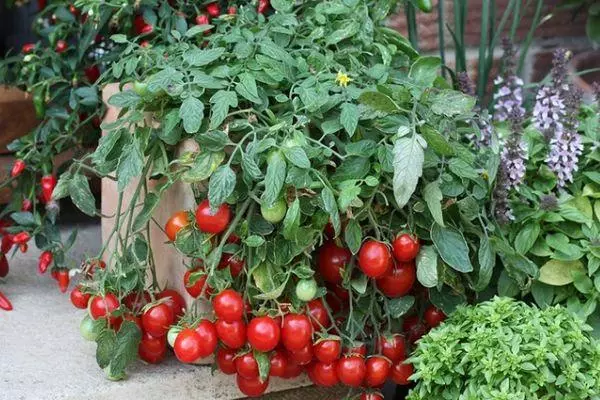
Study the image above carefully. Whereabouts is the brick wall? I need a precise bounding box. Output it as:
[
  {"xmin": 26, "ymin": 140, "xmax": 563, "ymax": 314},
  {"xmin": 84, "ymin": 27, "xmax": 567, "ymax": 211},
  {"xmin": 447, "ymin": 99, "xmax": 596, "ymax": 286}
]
[{"xmin": 388, "ymin": 0, "xmax": 593, "ymax": 86}]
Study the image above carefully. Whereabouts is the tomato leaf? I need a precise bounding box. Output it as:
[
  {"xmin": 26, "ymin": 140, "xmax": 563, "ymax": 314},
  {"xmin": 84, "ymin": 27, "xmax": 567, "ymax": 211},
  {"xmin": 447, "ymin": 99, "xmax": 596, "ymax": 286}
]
[
  {"xmin": 283, "ymin": 147, "xmax": 311, "ymax": 169},
  {"xmin": 358, "ymin": 91, "xmax": 399, "ymax": 114},
  {"xmin": 344, "ymin": 219, "xmax": 362, "ymax": 254},
  {"xmin": 179, "ymin": 96, "xmax": 204, "ymax": 134},
  {"xmin": 430, "ymin": 89, "xmax": 476, "ymax": 117},
  {"xmin": 387, "ymin": 296, "xmax": 415, "ymax": 318},
  {"xmin": 282, "ymin": 198, "xmax": 300, "ymax": 240},
  {"xmin": 209, "ymin": 90, "xmax": 238, "ymax": 129},
  {"xmin": 393, "ymin": 135, "xmax": 424, "ymax": 208},
  {"xmin": 321, "ymin": 186, "xmax": 341, "ymax": 237},
  {"xmin": 261, "ymin": 151, "xmax": 286, "ymax": 207},
  {"xmin": 95, "ymin": 328, "xmax": 116, "ymax": 369},
  {"xmin": 132, "ymin": 192, "xmax": 161, "ymax": 232},
  {"xmin": 117, "ymin": 136, "xmax": 144, "ymax": 192},
  {"xmin": 208, "ymin": 165, "xmax": 236, "ymax": 209},
  {"xmin": 69, "ymin": 173, "xmax": 96, "ymax": 217},
  {"xmin": 423, "ymin": 181, "xmax": 444, "ymax": 227},
  {"xmin": 416, "ymin": 245, "xmax": 438, "ymax": 288},
  {"xmin": 254, "ymin": 350, "xmax": 271, "ymax": 382},
  {"xmin": 431, "ymin": 224, "xmax": 473, "ymax": 273},
  {"xmin": 340, "ymin": 102, "xmax": 359, "ymax": 137}
]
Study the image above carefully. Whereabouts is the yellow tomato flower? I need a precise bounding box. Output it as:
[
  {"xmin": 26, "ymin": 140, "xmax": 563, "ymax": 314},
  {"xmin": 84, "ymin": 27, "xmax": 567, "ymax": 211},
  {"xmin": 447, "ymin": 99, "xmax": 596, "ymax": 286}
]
[{"xmin": 336, "ymin": 71, "xmax": 352, "ymax": 87}]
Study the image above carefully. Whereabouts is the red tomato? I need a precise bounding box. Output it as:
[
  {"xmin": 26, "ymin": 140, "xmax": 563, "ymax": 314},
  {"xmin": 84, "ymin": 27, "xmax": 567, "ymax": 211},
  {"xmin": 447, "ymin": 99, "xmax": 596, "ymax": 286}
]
[
  {"xmin": 287, "ymin": 343, "xmax": 313, "ymax": 366},
  {"xmin": 307, "ymin": 298, "xmax": 331, "ymax": 331},
  {"xmin": 195, "ymin": 200, "xmax": 231, "ymax": 234},
  {"xmin": 206, "ymin": 2, "xmax": 220, "ymax": 17},
  {"xmin": 141, "ymin": 24, "xmax": 153, "ymax": 34},
  {"xmin": 344, "ymin": 342, "xmax": 367, "ymax": 357},
  {"xmin": 157, "ymin": 289, "xmax": 186, "ymax": 319},
  {"xmin": 218, "ymin": 254, "xmax": 245, "ymax": 278},
  {"xmin": 216, "ymin": 347, "xmax": 237, "ymax": 375},
  {"xmin": 317, "ymin": 240, "xmax": 351, "ymax": 284},
  {"xmin": 138, "ymin": 332, "xmax": 167, "ymax": 364},
  {"xmin": 213, "ymin": 289, "xmax": 244, "ymax": 322},
  {"xmin": 308, "ymin": 362, "xmax": 339, "ymax": 387},
  {"xmin": 122, "ymin": 291, "xmax": 151, "ymax": 311},
  {"xmin": 247, "ymin": 316, "xmax": 280, "ymax": 352},
  {"xmin": 227, "ymin": 6, "xmax": 237, "ymax": 15},
  {"xmin": 402, "ymin": 315, "xmax": 427, "ymax": 344},
  {"xmin": 193, "ymin": 320, "xmax": 218, "ymax": 358},
  {"xmin": 70, "ymin": 286, "xmax": 91, "ymax": 309},
  {"xmin": 391, "ymin": 361, "xmax": 414, "ymax": 385},
  {"xmin": 358, "ymin": 240, "xmax": 392, "ymax": 278},
  {"xmin": 22, "ymin": 43, "xmax": 35, "ymax": 54},
  {"xmin": 392, "ymin": 234, "xmax": 420, "ymax": 262},
  {"xmin": 165, "ymin": 211, "xmax": 190, "ymax": 241},
  {"xmin": 195, "ymin": 13, "xmax": 210, "ymax": 25},
  {"xmin": 142, "ymin": 304, "xmax": 174, "ymax": 338},
  {"xmin": 236, "ymin": 374, "xmax": 269, "ymax": 398},
  {"xmin": 377, "ymin": 334, "xmax": 406, "ymax": 363},
  {"xmin": 336, "ymin": 355, "xmax": 366, "ymax": 388},
  {"xmin": 184, "ymin": 268, "xmax": 212, "ymax": 298},
  {"xmin": 424, "ymin": 305, "xmax": 446, "ymax": 328},
  {"xmin": 365, "ymin": 356, "xmax": 391, "ymax": 387},
  {"xmin": 361, "ymin": 393, "xmax": 384, "ymax": 400},
  {"xmin": 282, "ymin": 359, "xmax": 304, "ymax": 379},
  {"xmin": 257, "ymin": 0, "xmax": 269, "ymax": 14},
  {"xmin": 55, "ymin": 40, "xmax": 67, "ymax": 53},
  {"xmin": 376, "ymin": 262, "xmax": 416, "ymax": 298},
  {"xmin": 215, "ymin": 319, "xmax": 246, "ymax": 350},
  {"xmin": 313, "ymin": 339, "xmax": 341, "ymax": 363},
  {"xmin": 89, "ymin": 293, "xmax": 119, "ymax": 323},
  {"xmin": 56, "ymin": 269, "xmax": 70, "ymax": 293},
  {"xmin": 83, "ymin": 65, "xmax": 100, "ymax": 83},
  {"xmin": 174, "ymin": 328, "xmax": 203, "ymax": 363},
  {"xmin": 235, "ymin": 351, "xmax": 259, "ymax": 379},
  {"xmin": 281, "ymin": 313, "xmax": 312, "ymax": 351},
  {"xmin": 269, "ymin": 349, "xmax": 288, "ymax": 377}
]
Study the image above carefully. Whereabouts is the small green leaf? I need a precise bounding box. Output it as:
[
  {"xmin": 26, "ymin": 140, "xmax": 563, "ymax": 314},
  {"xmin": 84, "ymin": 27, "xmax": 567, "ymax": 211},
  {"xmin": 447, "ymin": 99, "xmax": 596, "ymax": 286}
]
[
  {"xmin": 351, "ymin": 274, "xmax": 368, "ymax": 294},
  {"xmin": 117, "ymin": 136, "xmax": 144, "ymax": 192},
  {"xmin": 430, "ymin": 90, "xmax": 476, "ymax": 117},
  {"xmin": 321, "ymin": 186, "xmax": 340, "ymax": 237},
  {"xmin": 108, "ymin": 90, "xmax": 140, "ymax": 108},
  {"xmin": 474, "ymin": 235, "xmax": 495, "ymax": 291},
  {"xmin": 208, "ymin": 166, "xmax": 236, "ymax": 209},
  {"xmin": 262, "ymin": 152, "xmax": 287, "ymax": 207},
  {"xmin": 179, "ymin": 96, "xmax": 204, "ymax": 134},
  {"xmin": 420, "ymin": 125, "xmax": 455, "ymax": 156},
  {"xmin": 431, "ymin": 224, "xmax": 473, "ymax": 273},
  {"xmin": 283, "ymin": 147, "xmax": 310, "ymax": 169},
  {"xmin": 344, "ymin": 219, "xmax": 362, "ymax": 254},
  {"xmin": 408, "ymin": 56, "xmax": 442, "ymax": 92},
  {"xmin": 340, "ymin": 103, "xmax": 359, "ymax": 137},
  {"xmin": 515, "ymin": 223, "xmax": 540, "ymax": 255},
  {"xmin": 235, "ymin": 73, "xmax": 262, "ymax": 104},
  {"xmin": 254, "ymin": 351, "xmax": 271, "ymax": 382},
  {"xmin": 358, "ymin": 91, "xmax": 399, "ymax": 114},
  {"xmin": 282, "ymin": 198, "xmax": 300, "ymax": 240},
  {"xmin": 423, "ymin": 181, "xmax": 444, "ymax": 227},
  {"xmin": 132, "ymin": 236, "xmax": 149, "ymax": 264},
  {"xmin": 183, "ymin": 47, "xmax": 225, "ymax": 66},
  {"xmin": 388, "ymin": 296, "xmax": 415, "ymax": 318},
  {"xmin": 244, "ymin": 235, "xmax": 265, "ymax": 247},
  {"xmin": 69, "ymin": 174, "xmax": 96, "ymax": 216},
  {"xmin": 393, "ymin": 135, "xmax": 424, "ymax": 208},
  {"xmin": 416, "ymin": 245, "xmax": 438, "ymax": 288},
  {"xmin": 209, "ymin": 90, "xmax": 238, "ymax": 129}
]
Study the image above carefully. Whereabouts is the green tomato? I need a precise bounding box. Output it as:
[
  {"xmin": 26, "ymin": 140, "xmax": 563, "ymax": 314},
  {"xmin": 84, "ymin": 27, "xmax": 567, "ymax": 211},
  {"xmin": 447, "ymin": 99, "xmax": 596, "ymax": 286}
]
[
  {"xmin": 261, "ymin": 198, "xmax": 287, "ymax": 223},
  {"xmin": 416, "ymin": 0, "xmax": 433, "ymax": 12},
  {"xmin": 167, "ymin": 326, "xmax": 182, "ymax": 348},
  {"xmin": 296, "ymin": 278, "xmax": 318, "ymax": 302},
  {"xmin": 80, "ymin": 314, "xmax": 98, "ymax": 342},
  {"xmin": 132, "ymin": 80, "xmax": 149, "ymax": 96}
]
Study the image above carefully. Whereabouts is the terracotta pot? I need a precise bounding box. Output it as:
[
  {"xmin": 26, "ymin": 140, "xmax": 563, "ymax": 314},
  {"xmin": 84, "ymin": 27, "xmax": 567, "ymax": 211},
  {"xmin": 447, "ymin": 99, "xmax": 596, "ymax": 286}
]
[{"xmin": 569, "ymin": 50, "xmax": 600, "ymax": 103}]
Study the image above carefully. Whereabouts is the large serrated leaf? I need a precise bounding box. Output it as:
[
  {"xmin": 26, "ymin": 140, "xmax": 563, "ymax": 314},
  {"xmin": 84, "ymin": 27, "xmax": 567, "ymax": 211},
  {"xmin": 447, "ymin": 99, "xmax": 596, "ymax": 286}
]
[
  {"xmin": 423, "ymin": 181, "xmax": 444, "ymax": 227},
  {"xmin": 208, "ymin": 165, "xmax": 236, "ymax": 209},
  {"xmin": 179, "ymin": 96, "xmax": 204, "ymax": 134},
  {"xmin": 431, "ymin": 224, "xmax": 473, "ymax": 272}
]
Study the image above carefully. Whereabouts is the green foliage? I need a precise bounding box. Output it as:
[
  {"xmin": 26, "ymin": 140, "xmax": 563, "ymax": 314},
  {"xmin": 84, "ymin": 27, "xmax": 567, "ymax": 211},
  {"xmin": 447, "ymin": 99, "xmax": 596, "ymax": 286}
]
[
  {"xmin": 407, "ymin": 297, "xmax": 600, "ymax": 400},
  {"xmin": 501, "ymin": 104, "xmax": 600, "ymax": 333}
]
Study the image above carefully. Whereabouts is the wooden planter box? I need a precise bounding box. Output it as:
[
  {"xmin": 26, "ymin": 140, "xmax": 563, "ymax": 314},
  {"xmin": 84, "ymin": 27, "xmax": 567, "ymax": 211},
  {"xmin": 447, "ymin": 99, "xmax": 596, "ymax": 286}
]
[{"xmin": 100, "ymin": 84, "xmax": 318, "ymax": 398}]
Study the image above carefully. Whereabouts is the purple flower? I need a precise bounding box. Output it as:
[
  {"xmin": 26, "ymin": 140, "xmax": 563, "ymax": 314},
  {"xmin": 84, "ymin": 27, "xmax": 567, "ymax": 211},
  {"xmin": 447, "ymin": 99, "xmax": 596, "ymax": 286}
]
[
  {"xmin": 501, "ymin": 139, "xmax": 527, "ymax": 190},
  {"xmin": 493, "ymin": 39, "xmax": 525, "ymax": 123},
  {"xmin": 493, "ymin": 167, "xmax": 515, "ymax": 224},
  {"xmin": 457, "ymin": 72, "xmax": 494, "ymax": 148},
  {"xmin": 533, "ymin": 85, "xmax": 565, "ymax": 141}
]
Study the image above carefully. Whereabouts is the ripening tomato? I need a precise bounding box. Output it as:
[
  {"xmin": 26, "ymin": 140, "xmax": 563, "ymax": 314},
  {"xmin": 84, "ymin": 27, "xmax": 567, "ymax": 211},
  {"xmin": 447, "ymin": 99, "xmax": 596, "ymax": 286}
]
[
  {"xmin": 307, "ymin": 361, "xmax": 339, "ymax": 387},
  {"xmin": 206, "ymin": 2, "xmax": 220, "ymax": 17},
  {"xmin": 392, "ymin": 234, "xmax": 420, "ymax": 262},
  {"xmin": 138, "ymin": 332, "xmax": 167, "ymax": 364},
  {"xmin": 365, "ymin": 356, "xmax": 391, "ymax": 387},
  {"xmin": 269, "ymin": 349, "xmax": 288, "ymax": 377},
  {"xmin": 80, "ymin": 315, "xmax": 97, "ymax": 341},
  {"xmin": 317, "ymin": 240, "xmax": 351, "ymax": 284},
  {"xmin": 295, "ymin": 278, "xmax": 317, "ymax": 302},
  {"xmin": 174, "ymin": 328, "xmax": 203, "ymax": 363},
  {"xmin": 165, "ymin": 211, "xmax": 190, "ymax": 241},
  {"xmin": 424, "ymin": 305, "xmax": 446, "ymax": 328},
  {"xmin": 336, "ymin": 355, "xmax": 366, "ymax": 387},
  {"xmin": 313, "ymin": 339, "xmax": 341, "ymax": 363},
  {"xmin": 193, "ymin": 320, "xmax": 218, "ymax": 358},
  {"xmin": 247, "ymin": 316, "xmax": 280, "ymax": 352},
  {"xmin": 213, "ymin": 289, "xmax": 244, "ymax": 322},
  {"xmin": 142, "ymin": 304, "xmax": 174, "ymax": 337},
  {"xmin": 195, "ymin": 200, "xmax": 231, "ymax": 234},
  {"xmin": 236, "ymin": 374, "xmax": 269, "ymax": 398},
  {"xmin": 281, "ymin": 313, "xmax": 312, "ymax": 351},
  {"xmin": 376, "ymin": 262, "xmax": 416, "ymax": 298},
  {"xmin": 235, "ymin": 351, "xmax": 259, "ymax": 379},
  {"xmin": 282, "ymin": 359, "xmax": 304, "ymax": 379},
  {"xmin": 184, "ymin": 268, "xmax": 212, "ymax": 298},
  {"xmin": 227, "ymin": 6, "xmax": 237, "ymax": 15},
  {"xmin": 122, "ymin": 291, "xmax": 151, "ymax": 311},
  {"xmin": 391, "ymin": 361, "xmax": 414, "ymax": 385},
  {"xmin": 361, "ymin": 393, "xmax": 384, "ymax": 400},
  {"xmin": 218, "ymin": 254, "xmax": 245, "ymax": 278},
  {"xmin": 216, "ymin": 347, "xmax": 237, "ymax": 375},
  {"xmin": 287, "ymin": 343, "xmax": 313, "ymax": 366},
  {"xmin": 70, "ymin": 286, "xmax": 91, "ymax": 309},
  {"xmin": 55, "ymin": 40, "xmax": 67, "ymax": 53},
  {"xmin": 358, "ymin": 240, "xmax": 393, "ymax": 278},
  {"xmin": 307, "ymin": 298, "xmax": 331, "ymax": 331},
  {"xmin": 377, "ymin": 334, "xmax": 406, "ymax": 363},
  {"xmin": 195, "ymin": 13, "xmax": 210, "ymax": 25},
  {"xmin": 157, "ymin": 289, "xmax": 186, "ymax": 319},
  {"xmin": 215, "ymin": 319, "xmax": 246, "ymax": 350},
  {"xmin": 89, "ymin": 293, "xmax": 120, "ymax": 322},
  {"xmin": 402, "ymin": 315, "xmax": 427, "ymax": 344}
]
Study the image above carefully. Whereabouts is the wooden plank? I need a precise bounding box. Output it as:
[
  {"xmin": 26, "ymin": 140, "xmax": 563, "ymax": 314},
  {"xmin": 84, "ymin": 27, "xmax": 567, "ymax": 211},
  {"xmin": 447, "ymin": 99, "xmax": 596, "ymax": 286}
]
[{"xmin": 0, "ymin": 86, "xmax": 39, "ymax": 154}]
